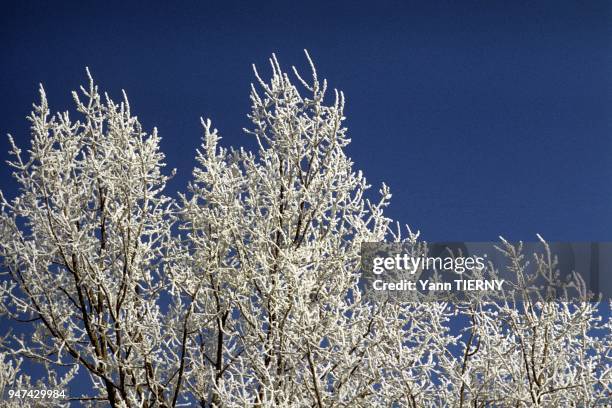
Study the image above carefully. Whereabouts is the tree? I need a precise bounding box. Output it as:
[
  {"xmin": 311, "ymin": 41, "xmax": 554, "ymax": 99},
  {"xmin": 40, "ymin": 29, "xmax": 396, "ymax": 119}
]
[
  {"xmin": 1, "ymin": 52, "xmax": 609, "ymax": 407},
  {"xmin": 174, "ymin": 52, "xmax": 451, "ymax": 406},
  {"xmin": 0, "ymin": 72, "xmax": 190, "ymax": 407},
  {"xmin": 438, "ymin": 238, "xmax": 611, "ymax": 407}
]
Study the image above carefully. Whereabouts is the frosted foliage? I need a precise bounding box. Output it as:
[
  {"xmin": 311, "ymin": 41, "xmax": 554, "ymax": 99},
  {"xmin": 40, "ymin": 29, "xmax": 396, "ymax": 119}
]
[
  {"xmin": 174, "ymin": 53, "xmax": 610, "ymax": 407},
  {"xmin": 174, "ymin": 53, "xmax": 453, "ymax": 406},
  {"xmin": 1, "ymin": 54, "xmax": 609, "ymax": 407},
  {"xmin": 0, "ymin": 72, "xmax": 183, "ymax": 406}
]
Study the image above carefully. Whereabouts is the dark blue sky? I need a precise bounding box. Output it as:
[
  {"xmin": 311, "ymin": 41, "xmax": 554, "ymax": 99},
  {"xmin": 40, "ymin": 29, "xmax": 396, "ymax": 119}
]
[{"xmin": 2, "ymin": 0, "xmax": 612, "ymax": 241}]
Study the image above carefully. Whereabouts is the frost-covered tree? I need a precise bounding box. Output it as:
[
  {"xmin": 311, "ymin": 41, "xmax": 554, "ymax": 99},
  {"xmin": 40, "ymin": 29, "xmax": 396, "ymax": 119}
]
[
  {"xmin": 0, "ymin": 53, "xmax": 609, "ymax": 407},
  {"xmin": 174, "ymin": 53, "xmax": 454, "ymax": 406},
  {"xmin": 0, "ymin": 72, "xmax": 190, "ymax": 407},
  {"xmin": 174, "ymin": 53, "xmax": 609, "ymax": 407},
  {"xmin": 438, "ymin": 238, "xmax": 611, "ymax": 407}
]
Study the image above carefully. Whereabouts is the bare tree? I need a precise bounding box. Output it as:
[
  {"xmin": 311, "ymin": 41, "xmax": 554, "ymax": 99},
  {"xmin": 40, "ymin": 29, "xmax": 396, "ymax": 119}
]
[
  {"xmin": 0, "ymin": 72, "xmax": 190, "ymax": 407},
  {"xmin": 175, "ymin": 53, "xmax": 455, "ymax": 406},
  {"xmin": 1, "ymin": 53, "xmax": 609, "ymax": 407},
  {"xmin": 439, "ymin": 238, "xmax": 611, "ymax": 407}
]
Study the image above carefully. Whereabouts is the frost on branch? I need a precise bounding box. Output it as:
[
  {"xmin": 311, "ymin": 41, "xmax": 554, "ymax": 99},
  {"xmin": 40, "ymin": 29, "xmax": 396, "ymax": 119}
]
[
  {"xmin": 0, "ymin": 71, "xmax": 185, "ymax": 406},
  {"xmin": 175, "ymin": 52, "xmax": 610, "ymax": 406},
  {"xmin": 176, "ymin": 52, "xmax": 453, "ymax": 406},
  {"xmin": 0, "ymin": 54, "xmax": 609, "ymax": 407}
]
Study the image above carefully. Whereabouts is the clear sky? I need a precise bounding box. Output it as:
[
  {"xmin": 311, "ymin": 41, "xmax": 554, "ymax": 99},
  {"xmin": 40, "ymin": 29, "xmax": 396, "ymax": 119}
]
[{"xmin": 2, "ymin": 0, "xmax": 612, "ymax": 241}]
